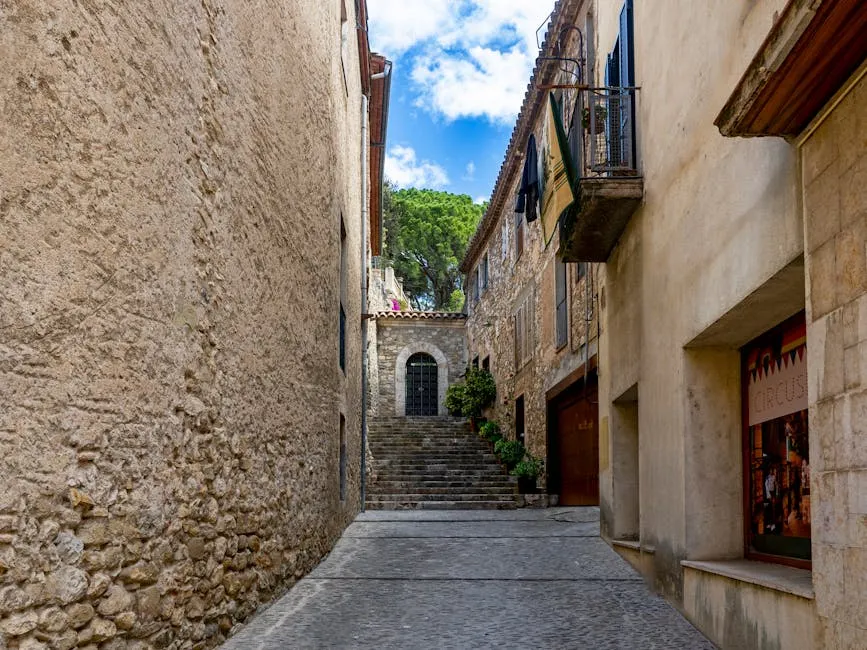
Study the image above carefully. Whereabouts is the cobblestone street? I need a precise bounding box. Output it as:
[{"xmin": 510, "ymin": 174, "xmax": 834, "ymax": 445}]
[{"xmin": 222, "ymin": 509, "xmax": 713, "ymax": 649}]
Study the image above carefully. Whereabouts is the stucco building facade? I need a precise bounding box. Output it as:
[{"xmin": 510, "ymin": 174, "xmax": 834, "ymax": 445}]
[
  {"xmin": 0, "ymin": 1, "xmax": 389, "ymax": 648},
  {"xmin": 465, "ymin": 0, "xmax": 866, "ymax": 647}
]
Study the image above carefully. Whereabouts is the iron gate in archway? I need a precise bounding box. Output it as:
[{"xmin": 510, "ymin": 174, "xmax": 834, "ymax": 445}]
[{"xmin": 405, "ymin": 352, "xmax": 438, "ymax": 416}]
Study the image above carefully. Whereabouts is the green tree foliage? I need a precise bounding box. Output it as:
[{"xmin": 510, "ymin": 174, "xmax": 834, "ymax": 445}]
[
  {"xmin": 383, "ymin": 183, "xmax": 485, "ymax": 311},
  {"xmin": 443, "ymin": 368, "xmax": 496, "ymax": 418}
]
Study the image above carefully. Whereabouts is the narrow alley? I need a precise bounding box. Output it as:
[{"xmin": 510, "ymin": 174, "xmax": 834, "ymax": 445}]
[{"xmin": 222, "ymin": 509, "xmax": 712, "ymax": 649}]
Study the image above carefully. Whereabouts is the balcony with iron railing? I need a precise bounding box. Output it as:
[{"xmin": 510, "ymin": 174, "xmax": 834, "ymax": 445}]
[{"xmin": 559, "ymin": 86, "xmax": 643, "ymax": 262}]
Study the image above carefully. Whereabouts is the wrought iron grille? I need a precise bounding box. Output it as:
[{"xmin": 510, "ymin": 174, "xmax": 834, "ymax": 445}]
[
  {"xmin": 580, "ymin": 87, "xmax": 638, "ymax": 177},
  {"xmin": 405, "ymin": 352, "xmax": 438, "ymax": 416}
]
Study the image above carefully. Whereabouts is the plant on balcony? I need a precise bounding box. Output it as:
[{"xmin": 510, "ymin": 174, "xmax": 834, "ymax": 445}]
[
  {"xmin": 581, "ymin": 105, "xmax": 607, "ymax": 131},
  {"xmin": 511, "ymin": 454, "xmax": 543, "ymax": 494},
  {"xmin": 494, "ymin": 438, "xmax": 525, "ymax": 471}
]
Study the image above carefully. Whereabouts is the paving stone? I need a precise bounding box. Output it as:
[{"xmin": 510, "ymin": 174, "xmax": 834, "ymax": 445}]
[{"xmin": 221, "ymin": 509, "xmax": 713, "ymax": 649}]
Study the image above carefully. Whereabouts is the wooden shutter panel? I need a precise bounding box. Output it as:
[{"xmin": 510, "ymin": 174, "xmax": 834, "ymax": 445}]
[{"xmin": 618, "ymin": 0, "xmax": 634, "ymax": 88}]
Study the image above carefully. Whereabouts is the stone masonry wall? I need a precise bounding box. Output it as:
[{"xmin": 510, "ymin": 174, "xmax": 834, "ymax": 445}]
[
  {"xmin": 373, "ymin": 318, "xmax": 467, "ymax": 417},
  {"xmin": 801, "ymin": 69, "xmax": 867, "ymax": 649},
  {"xmin": 464, "ymin": 10, "xmax": 600, "ymax": 471},
  {"xmin": 0, "ymin": 1, "xmax": 365, "ymax": 648}
]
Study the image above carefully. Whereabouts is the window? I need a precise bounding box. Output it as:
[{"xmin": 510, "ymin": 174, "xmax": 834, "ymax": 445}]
[
  {"xmin": 515, "ymin": 395, "xmax": 525, "ymax": 444},
  {"xmin": 606, "ymin": 0, "xmax": 636, "ymax": 168},
  {"xmin": 501, "ymin": 221, "xmax": 509, "ymax": 261},
  {"xmin": 482, "ymin": 356, "xmax": 490, "ymax": 372},
  {"xmin": 339, "ymin": 414, "xmax": 347, "ymax": 501},
  {"xmin": 555, "ymin": 257, "xmax": 568, "ymax": 349},
  {"xmin": 513, "ymin": 292, "xmax": 534, "ymax": 369},
  {"xmin": 514, "ymin": 210, "xmax": 525, "ymax": 260},
  {"xmin": 472, "ymin": 355, "xmax": 479, "ymax": 369},
  {"xmin": 743, "ymin": 312, "xmax": 810, "ymax": 565},
  {"xmin": 481, "ymin": 253, "xmax": 489, "ymax": 293},
  {"xmin": 339, "ymin": 217, "xmax": 349, "ymax": 372},
  {"xmin": 574, "ymin": 262, "xmax": 587, "ymax": 284},
  {"xmin": 470, "ymin": 267, "xmax": 479, "ymax": 304}
]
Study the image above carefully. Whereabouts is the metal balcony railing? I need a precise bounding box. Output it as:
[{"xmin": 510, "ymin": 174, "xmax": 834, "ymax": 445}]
[{"xmin": 578, "ymin": 87, "xmax": 639, "ymax": 178}]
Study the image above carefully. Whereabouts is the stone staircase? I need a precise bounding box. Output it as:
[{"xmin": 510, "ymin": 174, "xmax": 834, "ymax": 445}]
[{"xmin": 366, "ymin": 416, "xmax": 518, "ymax": 510}]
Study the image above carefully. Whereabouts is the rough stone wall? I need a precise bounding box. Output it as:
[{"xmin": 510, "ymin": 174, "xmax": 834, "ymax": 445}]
[
  {"xmin": 801, "ymin": 69, "xmax": 867, "ymax": 649},
  {"xmin": 368, "ymin": 267, "xmax": 409, "ymax": 313},
  {"xmin": 467, "ymin": 223, "xmax": 599, "ymax": 468},
  {"xmin": 0, "ymin": 1, "xmax": 366, "ymax": 648},
  {"xmin": 373, "ymin": 319, "xmax": 467, "ymax": 417}
]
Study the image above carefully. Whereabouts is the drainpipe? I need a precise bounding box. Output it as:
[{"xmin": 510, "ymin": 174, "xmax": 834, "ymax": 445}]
[
  {"xmin": 584, "ymin": 264, "xmax": 591, "ymax": 390},
  {"xmin": 361, "ymin": 65, "xmax": 392, "ymax": 511},
  {"xmin": 360, "ymin": 93, "xmax": 370, "ymax": 512}
]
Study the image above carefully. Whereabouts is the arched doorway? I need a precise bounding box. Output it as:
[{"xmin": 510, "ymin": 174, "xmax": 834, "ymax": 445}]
[{"xmin": 405, "ymin": 353, "xmax": 438, "ymax": 416}]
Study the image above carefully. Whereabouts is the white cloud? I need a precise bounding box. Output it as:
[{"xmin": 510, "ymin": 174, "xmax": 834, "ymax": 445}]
[
  {"xmin": 384, "ymin": 145, "xmax": 450, "ymax": 189},
  {"xmin": 412, "ymin": 45, "xmax": 533, "ymax": 123},
  {"xmin": 367, "ymin": 0, "xmax": 454, "ymax": 55},
  {"xmin": 474, "ymin": 196, "xmax": 487, "ymax": 205},
  {"xmin": 463, "ymin": 161, "xmax": 476, "ymax": 180},
  {"xmin": 368, "ymin": 0, "xmax": 555, "ymax": 124}
]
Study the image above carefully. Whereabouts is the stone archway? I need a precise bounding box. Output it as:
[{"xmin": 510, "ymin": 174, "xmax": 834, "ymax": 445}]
[{"xmin": 395, "ymin": 343, "xmax": 449, "ymax": 416}]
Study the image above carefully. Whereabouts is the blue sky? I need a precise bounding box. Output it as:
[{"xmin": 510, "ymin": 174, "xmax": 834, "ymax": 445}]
[{"xmin": 367, "ymin": 0, "xmax": 556, "ymax": 203}]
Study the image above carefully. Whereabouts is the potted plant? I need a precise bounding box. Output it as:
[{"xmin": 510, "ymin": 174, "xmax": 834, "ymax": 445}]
[
  {"xmin": 494, "ymin": 438, "xmax": 526, "ymax": 471},
  {"xmin": 581, "ymin": 104, "xmax": 607, "ymax": 132},
  {"xmin": 511, "ymin": 455, "xmax": 543, "ymax": 494},
  {"xmin": 478, "ymin": 421, "xmax": 502, "ymax": 447},
  {"xmin": 445, "ymin": 382, "xmax": 466, "ymax": 417},
  {"xmin": 444, "ymin": 368, "xmax": 497, "ymax": 430}
]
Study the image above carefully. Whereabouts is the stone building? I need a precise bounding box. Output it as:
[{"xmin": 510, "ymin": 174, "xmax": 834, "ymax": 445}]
[
  {"xmin": 0, "ymin": 1, "xmax": 389, "ymax": 648},
  {"xmin": 461, "ymin": 0, "xmax": 603, "ymax": 507},
  {"xmin": 465, "ymin": 0, "xmax": 866, "ymax": 647},
  {"xmin": 368, "ymin": 313, "xmax": 467, "ymax": 419}
]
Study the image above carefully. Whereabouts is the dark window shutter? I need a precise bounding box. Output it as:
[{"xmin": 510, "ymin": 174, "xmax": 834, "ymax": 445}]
[
  {"xmin": 619, "ymin": 0, "xmax": 634, "ymax": 87},
  {"xmin": 618, "ymin": 0, "xmax": 636, "ymax": 167},
  {"xmin": 606, "ymin": 49, "xmax": 619, "ymax": 87}
]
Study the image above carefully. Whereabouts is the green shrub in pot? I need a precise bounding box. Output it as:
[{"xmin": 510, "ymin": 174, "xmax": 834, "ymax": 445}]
[{"xmin": 494, "ymin": 439, "xmax": 525, "ymax": 470}]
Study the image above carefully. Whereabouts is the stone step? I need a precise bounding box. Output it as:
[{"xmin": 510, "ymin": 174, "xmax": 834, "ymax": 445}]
[
  {"xmin": 367, "ymin": 424, "xmax": 478, "ymax": 436},
  {"xmin": 367, "ymin": 435, "xmax": 490, "ymax": 448},
  {"xmin": 367, "ymin": 416, "xmax": 515, "ymax": 510},
  {"xmin": 371, "ymin": 431, "xmax": 481, "ymax": 436},
  {"xmin": 366, "ymin": 493, "xmax": 516, "ymax": 502},
  {"xmin": 368, "ymin": 485, "xmax": 516, "ymax": 496},
  {"xmin": 371, "ymin": 479, "xmax": 516, "ymax": 488},
  {"xmin": 374, "ymin": 464, "xmax": 506, "ymax": 480},
  {"xmin": 364, "ymin": 500, "xmax": 518, "ymax": 510},
  {"xmin": 371, "ymin": 449, "xmax": 493, "ymax": 456},
  {"xmin": 368, "ymin": 436, "xmax": 490, "ymax": 442},
  {"xmin": 373, "ymin": 463, "xmax": 505, "ymax": 471},
  {"xmin": 372, "ymin": 453, "xmax": 498, "ymax": 461}
]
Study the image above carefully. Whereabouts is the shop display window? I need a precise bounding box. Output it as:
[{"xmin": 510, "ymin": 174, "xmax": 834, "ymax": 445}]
[{"xmin": 742, "ymin": 312, "xmax": 810, "ymax": 566}]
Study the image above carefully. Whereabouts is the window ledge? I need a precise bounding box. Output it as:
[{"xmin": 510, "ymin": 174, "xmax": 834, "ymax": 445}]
[
  {"xmin": 681, "ymin": 559, "xmax": 814, "ymax": 600},
  {"xmin": 611, "ymin": 539, "xmax": 655, "ymax": 553}
]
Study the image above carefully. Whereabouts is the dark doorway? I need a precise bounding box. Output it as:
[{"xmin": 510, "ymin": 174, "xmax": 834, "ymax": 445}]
[
  {"xmin": 548, "ymin": 373, "xmax": 599, "ymax": 506},
  {"xmin": 406, "ymin": 353, "xmax": 438, "ymax": 416}
]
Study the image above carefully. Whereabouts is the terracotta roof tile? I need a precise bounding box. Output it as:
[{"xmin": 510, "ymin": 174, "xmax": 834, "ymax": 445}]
[{"xmin": 373, "ymin": 311, "xmax": 467, "ymax": 320}]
